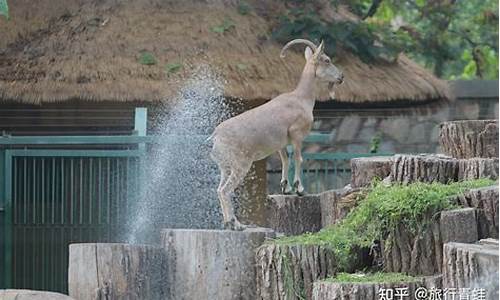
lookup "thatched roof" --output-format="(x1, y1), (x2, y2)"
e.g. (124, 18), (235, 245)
(0, 0), (450, 105)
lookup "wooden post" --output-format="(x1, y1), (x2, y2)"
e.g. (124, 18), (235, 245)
(266, 193), (322, 235)
(161, 228), (274, 300)
(68, 243), (168, 300)
(439, 120), (498, 159)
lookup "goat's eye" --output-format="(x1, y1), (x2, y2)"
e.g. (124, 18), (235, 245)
(324, 58), (331, 64)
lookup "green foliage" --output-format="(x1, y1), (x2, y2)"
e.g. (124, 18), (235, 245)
(272, 0), (498, 79)
(369, 133), (381, 153)
(211, 18), (235, 33)
(236, 63), (247, 70)
(326, 272), (419, 283)
(271, 179), (495, 271)
(237, 1), (251, 15)
(272, 8), (406, 62)
(0, 0), (9, 20)
(165, 62), (182, 74)
(138, 52), (157, 65)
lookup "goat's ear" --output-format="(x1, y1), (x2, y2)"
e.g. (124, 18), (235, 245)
(314, 40), (325, 58)
(304, 47), (313, 61)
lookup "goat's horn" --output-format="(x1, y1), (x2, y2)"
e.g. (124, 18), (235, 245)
(280, 39), (318, 58)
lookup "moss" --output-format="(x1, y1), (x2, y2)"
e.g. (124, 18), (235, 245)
(325, 272), (419, 284)
(270, 179), (495, 270)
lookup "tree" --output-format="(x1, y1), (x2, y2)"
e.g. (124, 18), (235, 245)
(272, 0), (498, 79)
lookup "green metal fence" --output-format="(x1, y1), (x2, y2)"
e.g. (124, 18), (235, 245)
(0, 108), (149, 293)
(286, 133), (393, 193)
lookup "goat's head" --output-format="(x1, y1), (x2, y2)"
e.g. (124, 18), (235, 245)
(280, 39), (344, 97)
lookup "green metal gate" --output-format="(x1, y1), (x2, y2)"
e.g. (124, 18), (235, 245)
(0, 108), (149, 293)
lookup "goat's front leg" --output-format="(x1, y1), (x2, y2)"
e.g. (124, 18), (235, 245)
(291, 140), (305, 196)
(277, 149), (292, 194)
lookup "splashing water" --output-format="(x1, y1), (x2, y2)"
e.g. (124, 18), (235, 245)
(127, 66), (241, 244)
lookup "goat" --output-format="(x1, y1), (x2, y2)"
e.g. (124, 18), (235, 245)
(209, 39), (344, 230)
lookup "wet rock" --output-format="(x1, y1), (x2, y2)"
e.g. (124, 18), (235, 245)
(442, 241), (499, 300)
(161, 228), (274, 300)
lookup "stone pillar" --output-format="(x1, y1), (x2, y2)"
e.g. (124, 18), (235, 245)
(351, 156), (392, 188)
(266, 193), (321, 235)
(68, 243), (167, 300)
(161, 228), (274, 300)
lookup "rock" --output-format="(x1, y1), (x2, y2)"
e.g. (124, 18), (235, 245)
(312, 275), (442, 300)
(161, 228), (274, 300)
(442, 241), (499, 300)
(440, 208), (479, 244)
(319, 190), (340, 227)
(454, 186), (499, 239)
(255, 243), (337, 300)
(390, 154), (498, 183)
(0, 290), (74, 300)
(456, 157), (499, 181)
(439, 120), (498, 159)
(351, 156), (392, 188)
(266, 194), (322, 235)
(383, 220), (443, 276)
(68, 243), (167, 300)
(320, 189), (363, 227)
(390, 154), (458, 184)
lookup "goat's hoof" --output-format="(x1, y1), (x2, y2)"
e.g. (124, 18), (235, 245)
(280, 180), (292, 194)
(224, 219), (249, 231)
(293, 180), (306, 196)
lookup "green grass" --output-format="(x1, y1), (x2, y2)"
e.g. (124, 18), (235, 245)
(271, 179), (496, 270)
(138, 52), (157, 65)
(325, 272), (419, 284)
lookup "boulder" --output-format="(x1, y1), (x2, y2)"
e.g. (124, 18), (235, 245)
(440, 208), (478, 244)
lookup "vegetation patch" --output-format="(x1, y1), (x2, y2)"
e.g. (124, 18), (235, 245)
(325, 272), (419, 284)
(138, 51), (157, 65)
(271, 179), (495, 270)
(211, 18), (235, 33)
(165, 62), (182, 74)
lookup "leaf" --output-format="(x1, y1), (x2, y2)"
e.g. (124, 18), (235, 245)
(0, 0), (9, 20)
(165, 62), (182, 74)
(138, 52), (157, 65)
(210, 18), (235, 33)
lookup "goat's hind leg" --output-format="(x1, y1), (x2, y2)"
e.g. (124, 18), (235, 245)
(278, 148), (292, 194)
(220, 162), (252, 231)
